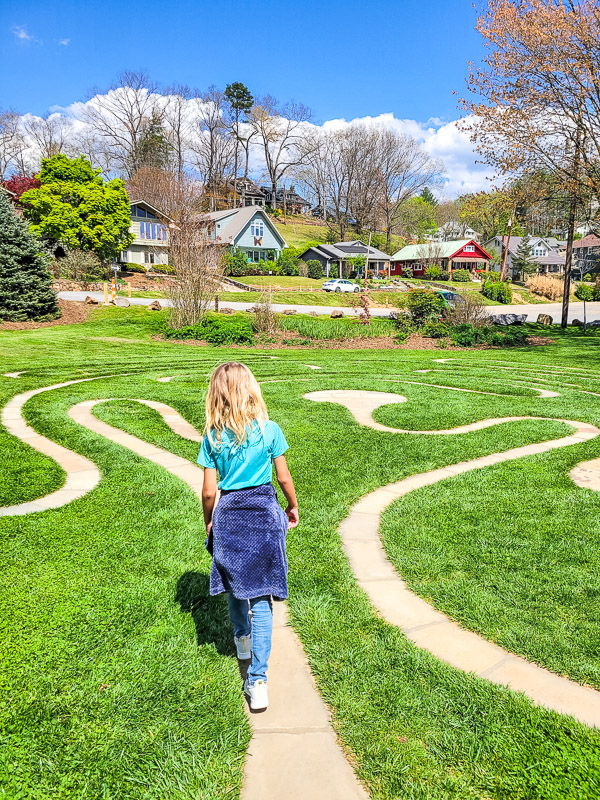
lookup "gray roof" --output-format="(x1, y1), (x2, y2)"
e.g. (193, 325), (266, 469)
(485, 235), (561, 256)
(202, 206), (288, 248)
(535, 252), (565, 266)
(300, 240), (390, 261)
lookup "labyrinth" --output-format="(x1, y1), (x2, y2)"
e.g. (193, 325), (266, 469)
(2, 307), (600, 800)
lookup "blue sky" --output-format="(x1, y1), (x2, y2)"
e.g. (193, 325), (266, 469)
(0, 0), (484, 124)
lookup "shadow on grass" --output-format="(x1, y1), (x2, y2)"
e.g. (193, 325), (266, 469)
(175, 571), (235, 658)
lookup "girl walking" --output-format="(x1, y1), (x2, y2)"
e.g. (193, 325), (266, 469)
(198, 362), (299, 710)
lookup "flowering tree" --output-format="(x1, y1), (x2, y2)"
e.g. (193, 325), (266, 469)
(461, 0), (600, 327)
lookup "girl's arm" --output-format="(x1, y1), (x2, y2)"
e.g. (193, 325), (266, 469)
(202, 468), (218, 531)
(274, 455), (299, 528)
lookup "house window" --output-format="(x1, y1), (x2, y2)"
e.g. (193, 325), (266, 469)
(251, 221), (264, 237)
(121, 251), (128, 262)
(144, 252), (155, 265)
(464, 245), (475, 252)
(252, 250), (261, 263)
(137, 207), (147, 217)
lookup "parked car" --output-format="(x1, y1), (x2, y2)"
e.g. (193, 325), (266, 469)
(434, 289), (465, 307)
(322, 279), (360, 293)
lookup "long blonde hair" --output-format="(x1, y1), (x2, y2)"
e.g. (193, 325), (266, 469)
(204, 362), (268, 447)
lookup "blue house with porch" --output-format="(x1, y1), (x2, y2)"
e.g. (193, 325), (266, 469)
(203, 206), (287, 262)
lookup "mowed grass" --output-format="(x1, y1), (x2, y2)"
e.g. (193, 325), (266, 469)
(235, 275), (325, 289)
(1, 306), (600, 798)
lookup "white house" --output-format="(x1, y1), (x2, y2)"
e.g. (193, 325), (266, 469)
(121, 200), (171, 267)
(484, 235), (565, 277)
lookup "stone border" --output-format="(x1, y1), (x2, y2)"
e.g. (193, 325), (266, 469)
(305, 389), (600, 727)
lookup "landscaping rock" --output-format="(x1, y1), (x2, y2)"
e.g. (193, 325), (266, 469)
(536, 313), (553, 325)
(282, 309), (297, 315)
(219, 307), (235, 314)
(84, 295), (99, 305)
(588, 320), (600, 327)
(147, 300), (162, 311)
(490, 313), (527, 325)
(572, 318), (583, 326)
(113, 297), (130, 308)
(330, 309), (344, 319)
(309, 311), (319, 317)
(388, 310), (399, 321)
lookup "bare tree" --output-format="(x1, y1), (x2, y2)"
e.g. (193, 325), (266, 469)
(0, 110), (29, 178)
(162, 85), (195, 178)
(188, 88), (235, 207)
(23, 114), (76, 161)
(167, 217), (225, 328)
(81, 70), (166, 176)
(249, 96), (312, 209)
(127, 167), (203, 223)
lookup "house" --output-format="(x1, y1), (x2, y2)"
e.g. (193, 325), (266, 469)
(121, 200), (171, 268)
(428, 221), (481, 243)
(573, 233), (600, 278)
(297, 240), (391, 278)
(484, 235), (565, 277)
(209, 178), (266, 210)
(390, 239), (491, 277)
(261, 185), (311, 215)
(200, 206), (287, 263)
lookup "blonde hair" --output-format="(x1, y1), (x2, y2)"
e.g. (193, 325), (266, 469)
(204, 362), (268, 447)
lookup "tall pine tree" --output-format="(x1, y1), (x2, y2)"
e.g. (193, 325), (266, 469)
(512, 234), (536, 282)
(0, 190), (59, 321)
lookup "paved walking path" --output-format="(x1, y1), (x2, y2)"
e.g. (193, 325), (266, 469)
(56, 291), (600, 323)
(306, 390), (600, 727)
(0, 383), (367, 800)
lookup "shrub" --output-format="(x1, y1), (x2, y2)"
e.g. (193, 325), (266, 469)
(403, 289), (446, 324)
(122, 264), (147, 274)
(584, 273), (592, 282)
(391, 313), (414, 334)
(305, 259), (323, 280)
(150, 264), (175, 275)
(482, 270), (503, 283)
(402, 266), (413, 279)
(444, 295), (491, 327)
(502, 328), (528, 346)
(482, 279), (512, 304)
(451, 324), (478, 346)
(422, 321), (449, 338)
(439, 270), (450, 281)
(253, 291), (278, 334)
(424, 265), (441, 280)
(451, 269), (472, 282)
(164, 314), (254, 346)
(224, 248), (249, 277)
(298, 261), (309, 277)
(278, 255), (299, 276)
(593, 276), (600, 301)
(59, 249), (109, 282)
(394, 330), (409, 343)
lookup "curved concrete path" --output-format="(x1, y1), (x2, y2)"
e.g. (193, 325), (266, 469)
(306, 390), (600, 727)
(0, 378), (103, 516)
(0, 386), (366, 800)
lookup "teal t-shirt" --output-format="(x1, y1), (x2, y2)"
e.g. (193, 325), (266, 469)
(197, 420), (289, 490)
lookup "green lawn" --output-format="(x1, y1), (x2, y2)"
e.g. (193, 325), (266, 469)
(1, 307), (600, 798)
(235, 275), (325, 289)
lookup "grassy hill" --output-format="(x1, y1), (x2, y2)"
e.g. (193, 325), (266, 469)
(272, 214), (405, 254)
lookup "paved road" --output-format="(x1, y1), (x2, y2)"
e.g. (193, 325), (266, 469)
(58, 291), (600, 324)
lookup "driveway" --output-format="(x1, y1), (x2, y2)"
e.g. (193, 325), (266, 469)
(57, 292), (600, 324)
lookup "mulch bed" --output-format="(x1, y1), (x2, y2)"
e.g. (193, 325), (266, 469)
(156, 331), (554, 350)
(0, 301), (91, 331)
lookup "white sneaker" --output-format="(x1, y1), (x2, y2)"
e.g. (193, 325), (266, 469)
(244, 678), (268, 710)
(234, 635), (252, 660)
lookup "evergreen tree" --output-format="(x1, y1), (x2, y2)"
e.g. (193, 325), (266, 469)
(512, 234), (536, 281)
(0, 190), (59, 321)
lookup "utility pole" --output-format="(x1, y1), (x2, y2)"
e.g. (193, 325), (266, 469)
(364, 231), (372, 292)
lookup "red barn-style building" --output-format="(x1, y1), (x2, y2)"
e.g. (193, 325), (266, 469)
(390, 239), (492, 277)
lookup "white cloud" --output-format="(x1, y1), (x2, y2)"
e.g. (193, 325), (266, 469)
(58, 38), (70, 46)
(12, 24), (35, 42)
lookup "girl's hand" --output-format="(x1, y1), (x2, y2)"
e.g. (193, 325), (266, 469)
(206, 521), (213, 536)
(286, 506), (299, 528)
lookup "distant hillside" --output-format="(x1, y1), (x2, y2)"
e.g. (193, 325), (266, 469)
(272, 214), (404, 254)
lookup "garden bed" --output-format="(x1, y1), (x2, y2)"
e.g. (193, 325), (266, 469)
(0, 300), (90, 330)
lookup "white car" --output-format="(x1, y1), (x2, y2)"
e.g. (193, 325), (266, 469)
(322, 279), (360, 293)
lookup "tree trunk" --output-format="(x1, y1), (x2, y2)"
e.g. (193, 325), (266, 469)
(561, 191), (577, 328)
(271, 181), (277, 211)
